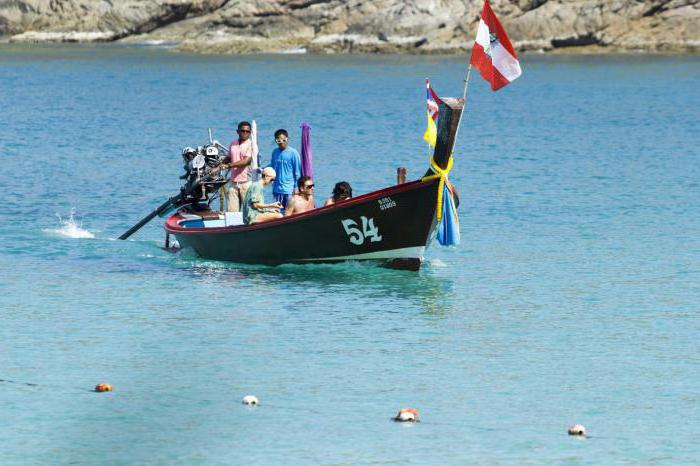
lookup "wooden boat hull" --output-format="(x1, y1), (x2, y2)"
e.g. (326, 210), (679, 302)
(164, 178), (440, 271)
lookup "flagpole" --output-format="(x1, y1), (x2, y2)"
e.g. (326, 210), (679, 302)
(426, 77), (432, 162)
(450, 64), (472, 155)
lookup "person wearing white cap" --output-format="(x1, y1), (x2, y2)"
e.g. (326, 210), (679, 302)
(242, 167), (283, 224)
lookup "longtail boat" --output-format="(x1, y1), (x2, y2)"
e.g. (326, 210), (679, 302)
(121, 98), (463, 271)
(166, 177), (440, 271)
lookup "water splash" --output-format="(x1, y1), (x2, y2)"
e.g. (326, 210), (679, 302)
(427, 258), (447, 268)
(44, 209), (95, 239)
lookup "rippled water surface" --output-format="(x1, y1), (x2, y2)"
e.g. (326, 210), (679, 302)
(1, 45), (699, 464)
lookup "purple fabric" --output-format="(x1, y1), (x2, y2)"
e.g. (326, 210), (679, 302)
(300, 122), (313, 179)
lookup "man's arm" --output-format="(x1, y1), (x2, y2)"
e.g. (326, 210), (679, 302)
(222, 143), (236, 169)
(230, 156), (251, 168)
(266, 149), (278, 169)
(250, 186), (281, 211)
(218, 144), (249, 170)
(253, 201), (282, 211)
(284, 197), (298, 217)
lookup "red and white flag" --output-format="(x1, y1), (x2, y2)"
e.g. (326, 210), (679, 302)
(470, 0), (522, 91)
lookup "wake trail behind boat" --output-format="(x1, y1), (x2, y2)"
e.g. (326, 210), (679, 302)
(44, 209), (95, 239)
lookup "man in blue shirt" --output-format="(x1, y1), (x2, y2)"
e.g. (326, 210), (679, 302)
(267, 128), (302, 208)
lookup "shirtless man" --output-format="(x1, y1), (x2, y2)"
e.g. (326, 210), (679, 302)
(285, 176), (315, 217)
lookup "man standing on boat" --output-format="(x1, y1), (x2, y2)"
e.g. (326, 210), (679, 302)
(267, 129), (301, 209)
(223, 121), (254, 212)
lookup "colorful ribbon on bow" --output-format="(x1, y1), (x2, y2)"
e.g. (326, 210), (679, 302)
(422, 156), (454, 221)
(422, 156), (460, 246)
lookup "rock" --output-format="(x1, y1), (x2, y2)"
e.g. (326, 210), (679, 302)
(1, 0), (698, 53)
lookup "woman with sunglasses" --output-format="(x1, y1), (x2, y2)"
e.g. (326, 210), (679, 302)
(324, 181), (353, 206)
(284, 176), (315, 217)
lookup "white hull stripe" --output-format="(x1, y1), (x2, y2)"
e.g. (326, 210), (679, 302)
(299, 246), (425, 262)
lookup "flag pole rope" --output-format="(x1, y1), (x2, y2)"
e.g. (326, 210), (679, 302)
(451, 63), (472, 155)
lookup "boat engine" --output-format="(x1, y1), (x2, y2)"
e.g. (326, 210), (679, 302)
(179, 143), (228, 204)
(117, 135), (230, 240)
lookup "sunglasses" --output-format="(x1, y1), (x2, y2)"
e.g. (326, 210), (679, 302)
(304, 184), (314, 189)
(275, 138), (288, 144)
(238, 129), (251, 133)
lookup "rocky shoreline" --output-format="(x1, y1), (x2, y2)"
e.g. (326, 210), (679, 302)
(1, 1), (698, 55)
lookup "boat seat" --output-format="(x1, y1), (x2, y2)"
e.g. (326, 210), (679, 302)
(198, 210), (222, 220)
(179, 213), (203, 221)
(225, 212), (244, 226)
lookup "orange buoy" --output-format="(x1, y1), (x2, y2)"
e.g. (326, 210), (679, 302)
(568, 424), (586, 436)
(394, 408), (419, 422)
(94, 383), (113, 392)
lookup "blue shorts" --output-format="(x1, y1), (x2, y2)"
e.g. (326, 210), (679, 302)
(274, 193), (290, 208)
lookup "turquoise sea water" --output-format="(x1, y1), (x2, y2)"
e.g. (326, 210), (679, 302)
(1, 45), (699, 464)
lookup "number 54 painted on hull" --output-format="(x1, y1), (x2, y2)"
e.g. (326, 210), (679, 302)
(341, 216), (382, 245)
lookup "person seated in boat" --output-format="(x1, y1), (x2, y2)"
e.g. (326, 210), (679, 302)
(267, 129), (301, 209)
(285, 176), (315, 217)
(242, 167), (283, 224)
(324, 181), (352, 206)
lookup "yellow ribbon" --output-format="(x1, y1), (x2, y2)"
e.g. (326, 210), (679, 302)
(421, 155), (454, 221)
